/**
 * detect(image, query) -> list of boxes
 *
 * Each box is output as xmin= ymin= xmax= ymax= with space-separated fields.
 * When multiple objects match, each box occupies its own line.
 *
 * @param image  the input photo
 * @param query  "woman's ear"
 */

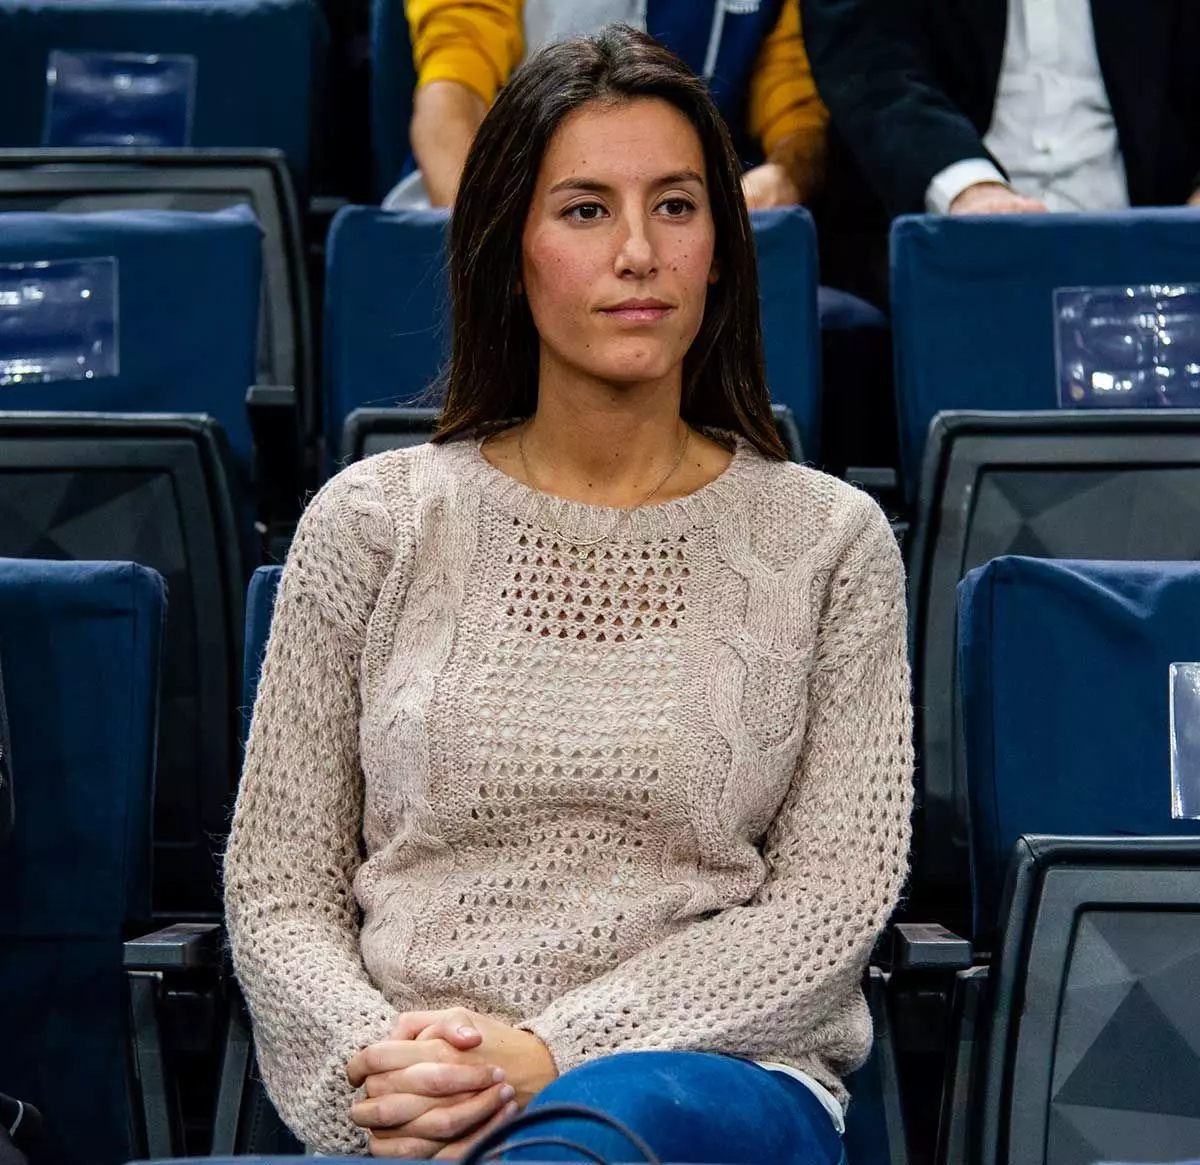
xmin=707 ymin=261 xmax=720 ymax=286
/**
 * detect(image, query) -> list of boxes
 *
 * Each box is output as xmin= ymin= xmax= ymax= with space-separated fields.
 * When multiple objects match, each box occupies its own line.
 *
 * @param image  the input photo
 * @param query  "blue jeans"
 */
xmin=503 ymin=1051 xmax=846 ymax=1164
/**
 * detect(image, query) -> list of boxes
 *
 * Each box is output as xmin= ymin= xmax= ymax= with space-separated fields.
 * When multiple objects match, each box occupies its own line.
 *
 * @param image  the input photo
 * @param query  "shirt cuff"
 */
xmin=925 ymin=159 xmax=1009 ymax=215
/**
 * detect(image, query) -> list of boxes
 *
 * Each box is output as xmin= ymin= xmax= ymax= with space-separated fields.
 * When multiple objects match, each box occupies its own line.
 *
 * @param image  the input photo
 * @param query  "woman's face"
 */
xmin=521 ymin=96 xmax=718 ymax=394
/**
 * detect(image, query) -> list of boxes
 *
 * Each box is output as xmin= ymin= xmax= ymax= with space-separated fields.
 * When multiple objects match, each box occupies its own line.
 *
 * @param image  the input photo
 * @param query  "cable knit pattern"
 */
xmin=225 ymin=437 xmax=914 ymax=1154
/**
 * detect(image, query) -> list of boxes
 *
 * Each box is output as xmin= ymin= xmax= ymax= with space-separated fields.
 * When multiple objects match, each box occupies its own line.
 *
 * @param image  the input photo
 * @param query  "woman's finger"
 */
xmin=395 ymin=1081 xmax=515 ymax=1142
xmin=348 ymin=1038 xmax=457 ymax=1087
xmin=353 ymin=1089 xmax=468 ymax=1130
xmin=365 ymin=1060 xmax=503 ymax=1100
xmin=366 ymin=1129 xmax=441 ymax=1159
xmin=432 ymin=1101 xmax=520 ymax=1160
xmin=414 ymin=1013 xmax=482 ymax=1051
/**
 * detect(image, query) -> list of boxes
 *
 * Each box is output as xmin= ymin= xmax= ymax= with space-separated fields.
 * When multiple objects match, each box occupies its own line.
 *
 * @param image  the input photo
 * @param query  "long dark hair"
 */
xmin=432 ymin=25 xmax=786 ymax=461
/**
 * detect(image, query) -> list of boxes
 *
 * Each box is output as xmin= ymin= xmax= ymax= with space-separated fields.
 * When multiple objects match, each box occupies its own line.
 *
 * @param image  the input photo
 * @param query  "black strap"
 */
xmin=461 ymin=1103 xmax=660 ymax=1165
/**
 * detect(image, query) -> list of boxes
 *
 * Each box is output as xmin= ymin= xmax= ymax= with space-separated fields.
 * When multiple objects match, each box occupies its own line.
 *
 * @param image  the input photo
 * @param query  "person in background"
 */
xmin=799 ymin=0 xmax=1200 ymax=304
xmin=392 ymin=0 xmax=828 ymax=210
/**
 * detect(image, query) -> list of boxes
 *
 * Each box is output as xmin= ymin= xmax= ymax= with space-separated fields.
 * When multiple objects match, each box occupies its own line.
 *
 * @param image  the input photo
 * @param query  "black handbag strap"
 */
xmin=461 ymin=1102 xmax=661 ymax=1165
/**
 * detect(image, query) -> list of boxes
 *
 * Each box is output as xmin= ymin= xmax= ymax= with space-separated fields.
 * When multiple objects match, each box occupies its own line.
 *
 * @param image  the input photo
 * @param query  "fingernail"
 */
xmin=499 ymin=1084 xmax=515 ymax=1102
xmin=491 ymin=1067 xmax=507 ymax=1083
xmin=505 ymin=1102 xmax=519 ymax=1117
xmin=458 ymin=1026 xmax=480 ymax=1040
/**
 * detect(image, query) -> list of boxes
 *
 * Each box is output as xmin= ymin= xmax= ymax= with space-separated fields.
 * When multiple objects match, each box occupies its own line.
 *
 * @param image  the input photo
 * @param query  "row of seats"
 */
xmin=4 ymin=551 xmax=1198 ymax=1165
xmin=0 ymin=0 xmax=421 ymax=203
xmin=8 ymin=200 xmax=1200 ymax=503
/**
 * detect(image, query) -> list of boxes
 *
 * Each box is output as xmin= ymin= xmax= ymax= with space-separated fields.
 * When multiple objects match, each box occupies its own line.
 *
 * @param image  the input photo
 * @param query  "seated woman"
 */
xmin=225 ymin=25 xmax=912 ymax=1164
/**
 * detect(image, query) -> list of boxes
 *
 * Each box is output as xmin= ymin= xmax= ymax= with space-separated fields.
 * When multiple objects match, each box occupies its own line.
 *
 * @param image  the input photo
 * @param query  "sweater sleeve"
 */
xmin=404 ymin=0 xmax=523 ymax=106
xmin=224 ymin=462 xmax=413 ymax=1155
xmin=519 ymin=501 xmax=913 ymax=1077
xmin=747 ymin=0 xmax=830 ymax=192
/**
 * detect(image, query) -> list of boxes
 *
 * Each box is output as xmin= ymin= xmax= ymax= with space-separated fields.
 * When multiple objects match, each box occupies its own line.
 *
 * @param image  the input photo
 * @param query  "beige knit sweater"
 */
xmin=224 ymin=436 xmax=914 ymax=1154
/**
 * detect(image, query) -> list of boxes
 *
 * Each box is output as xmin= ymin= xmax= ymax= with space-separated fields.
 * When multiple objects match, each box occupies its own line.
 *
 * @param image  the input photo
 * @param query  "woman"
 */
xmin=225 ymin=25 xmax=912 ymax=1164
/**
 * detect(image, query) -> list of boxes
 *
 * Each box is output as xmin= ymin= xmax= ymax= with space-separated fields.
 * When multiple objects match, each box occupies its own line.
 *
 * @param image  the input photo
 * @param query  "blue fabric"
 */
xmin=503 ymin=1051 xmax=843 ymax=1164
xmin=324 ymin=205 xmax=821 ymax=469
xmin=890 ymin=210 xmax=1200 ymax=503
xmin=0 ymin=206 xmax=262 ymax=507
xmin=0 ymin=0 xmax=321 ymax=190
xmin=0 ymin=556 xmax=165 ymax=1165
xmin=957 ymin=556 xmax=1200 ymax=935
xmin=0 ymin=651 xmax=10 ymax=851
xmin=241 ymin=564 xmax=282 ymax=743
xmin=643 ymin=0 xmax=784 ymax=165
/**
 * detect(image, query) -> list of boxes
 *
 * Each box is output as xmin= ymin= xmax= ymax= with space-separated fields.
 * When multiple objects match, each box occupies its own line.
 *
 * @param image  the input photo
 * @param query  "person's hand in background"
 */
xmin=949 ymin=181 xmax=1047 ymax=215
xmin=742 ymin=161 xmax=801 ymax=209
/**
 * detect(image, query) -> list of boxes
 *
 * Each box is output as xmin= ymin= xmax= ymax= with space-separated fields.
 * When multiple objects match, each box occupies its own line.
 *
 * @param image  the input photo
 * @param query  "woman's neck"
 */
xmin=511 ymin=365 xmax=690 ymax=507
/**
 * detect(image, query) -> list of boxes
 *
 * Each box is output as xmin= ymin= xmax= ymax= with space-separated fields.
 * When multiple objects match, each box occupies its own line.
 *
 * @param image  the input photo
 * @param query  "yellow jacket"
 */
xmin=404 ymin=0 xmax=828 ymax=165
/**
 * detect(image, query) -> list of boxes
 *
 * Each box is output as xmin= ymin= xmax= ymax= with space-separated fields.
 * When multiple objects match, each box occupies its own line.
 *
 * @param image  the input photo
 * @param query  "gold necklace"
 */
xmin=516 ymin=423 xmax=690 ymax=550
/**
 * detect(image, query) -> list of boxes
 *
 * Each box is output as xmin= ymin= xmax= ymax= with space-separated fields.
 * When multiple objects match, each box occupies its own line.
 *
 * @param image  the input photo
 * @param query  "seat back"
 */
xmin=977 ymin=836 xmax=1200 ymax=1165
xmin=957 ymin=557 xmax=1200 ymax=936
xmin=323 ymin=206 xmax=821 ymax=473
xmin=0 ymin=412 xmax=244 ymax=914
xmin=0 ymin=206 xmax=262 ymax=539
xmin=907 ymin=410 xmax=1200 ymax=922
xmin=0 ymin=0 xmax=321 ymax=193
xmin=890 ymin=211 xmax=1200 ymax=503
xmin=0 ymin=149 xmax=313 ymax=442
xmin=0 ymin=557 xmax=165 ymax=1165
xmin=0 ymin=650 xmax=10 ymax=850
xmin=368 ymin=0 xmax=417 ymax=202
xmin=241 ymin=564 xmax=282 ymax=741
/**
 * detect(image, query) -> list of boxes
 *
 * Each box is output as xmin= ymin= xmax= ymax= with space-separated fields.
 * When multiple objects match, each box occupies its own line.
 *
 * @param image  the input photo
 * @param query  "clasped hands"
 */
xmin=347 ymin=1009 xmax=558 ymax=1159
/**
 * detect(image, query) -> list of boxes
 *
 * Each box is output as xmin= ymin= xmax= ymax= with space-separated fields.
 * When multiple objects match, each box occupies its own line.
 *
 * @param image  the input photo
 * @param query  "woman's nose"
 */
xmin=614 ymin=216 xmax=657 ymax=278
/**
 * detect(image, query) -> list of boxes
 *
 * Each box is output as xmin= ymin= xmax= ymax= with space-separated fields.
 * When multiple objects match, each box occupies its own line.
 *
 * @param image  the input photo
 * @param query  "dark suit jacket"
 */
xmin=802 ymin=0 xmax=1200 ymax=218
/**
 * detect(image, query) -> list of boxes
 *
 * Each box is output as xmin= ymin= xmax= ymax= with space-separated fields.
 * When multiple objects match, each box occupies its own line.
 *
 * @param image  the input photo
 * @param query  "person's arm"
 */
xmin=405 ymin=0 xmax=523 ymax=206
xmin=517 ymin=498 xmax=913 ymax=1075
xmin=800 ymin=0 xmax=1002 ymax=216
xmin=224 ymin=462 xmax=415 ymax=1154
xmin=744 ymin=0 xmax=829 ymax=207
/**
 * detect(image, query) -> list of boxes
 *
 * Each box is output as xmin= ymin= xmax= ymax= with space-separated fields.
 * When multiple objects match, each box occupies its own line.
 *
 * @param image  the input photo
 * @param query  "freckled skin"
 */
xmin=520 ymin=98 xmax=719 ymax=397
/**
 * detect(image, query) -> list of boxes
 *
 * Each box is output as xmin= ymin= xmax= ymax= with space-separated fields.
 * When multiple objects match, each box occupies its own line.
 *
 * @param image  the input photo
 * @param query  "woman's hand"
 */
xmin=347 ymin=1009 xmax=557 ymax=1157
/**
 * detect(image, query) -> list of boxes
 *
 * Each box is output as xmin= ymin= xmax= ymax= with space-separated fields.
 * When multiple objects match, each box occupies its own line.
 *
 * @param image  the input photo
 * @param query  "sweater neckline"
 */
xmin=449 ymin=431 xmax=760 ymax=543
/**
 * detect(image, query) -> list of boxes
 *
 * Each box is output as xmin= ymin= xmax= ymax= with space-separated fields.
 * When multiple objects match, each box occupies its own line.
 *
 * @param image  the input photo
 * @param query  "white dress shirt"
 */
xmin=925 ymin=0 xmax=1129 ymax=214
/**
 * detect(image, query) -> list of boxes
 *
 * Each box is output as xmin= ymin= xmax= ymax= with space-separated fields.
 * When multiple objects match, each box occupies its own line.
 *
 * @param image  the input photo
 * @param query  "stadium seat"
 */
xmin=0 ymin=557 xmax=166 ymax=1165
xmin=0 ymin=206 xmax=265 ymax=543
xmin=0 ymin=0 xmax=324 ymax=197
xmin=0 ymin=652 xmax=8 ymax=852
xmin=0 ymin=412 xmax=244 ymax=915
xmin=890 ymin=210 xmax=1200 ymax=504
xmin=368 ymin=0 xmax=417 ymax=204
xmin=957 ymin=557 xmax=1200 ymax=937
xmin=0 ymin=148 xmax=314 ymax=447
xmin=339 ymin=403 xmax=807 ymax=467
xmin=323 ymin=205 xmax=823 ymax=473
xmin=939 ymin=836 xmax=1200 ymax=1165
xmin=907 ymin=409 xmax=1200 ymax=921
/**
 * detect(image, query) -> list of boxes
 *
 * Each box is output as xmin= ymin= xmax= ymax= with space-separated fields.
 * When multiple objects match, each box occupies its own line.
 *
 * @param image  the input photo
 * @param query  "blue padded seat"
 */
xmin=0 ymin=651 xmax=9 ymax=851
xmin=0 ymin=0 xmax=322 ymax=192
xmin=890 ymin=210 xmax=1200 ymax=502
xmin=0 ymin=557 xmax=165 ymax=1165
xmin=957 ymin=556 xmax=1200 ymax=935
xmin=241 ymin=564 xmax=282 ymax=742
xmin=0 ymin=206 xmax=262 ymax=529
xmin=324 ymin=205 xmax=823 ymax=471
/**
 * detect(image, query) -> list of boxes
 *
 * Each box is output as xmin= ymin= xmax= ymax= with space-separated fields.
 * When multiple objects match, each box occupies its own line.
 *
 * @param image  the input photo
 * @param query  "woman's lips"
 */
xmin=599 ymin=305 xmax=673 ymax=322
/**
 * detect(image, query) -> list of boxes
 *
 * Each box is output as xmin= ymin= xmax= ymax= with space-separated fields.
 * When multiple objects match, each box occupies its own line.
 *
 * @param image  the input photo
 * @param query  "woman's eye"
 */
xmin=564 ymin=202 xmax=607 ymax=222
xmin=659 ymin=198 xmax=695 ymax=217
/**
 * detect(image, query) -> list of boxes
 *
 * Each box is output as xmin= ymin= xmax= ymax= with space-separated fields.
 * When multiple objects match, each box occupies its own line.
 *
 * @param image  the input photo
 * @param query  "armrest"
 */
xmin=123 ymin=922 xmax=224 ymax=971
xmin=892 ymin=922 xmax=973 ymax=972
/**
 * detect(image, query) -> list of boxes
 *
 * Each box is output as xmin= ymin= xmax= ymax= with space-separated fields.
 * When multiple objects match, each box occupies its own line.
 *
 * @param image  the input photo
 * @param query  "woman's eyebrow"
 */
xmin=547 ymin=169 xmax=706 ymax=195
